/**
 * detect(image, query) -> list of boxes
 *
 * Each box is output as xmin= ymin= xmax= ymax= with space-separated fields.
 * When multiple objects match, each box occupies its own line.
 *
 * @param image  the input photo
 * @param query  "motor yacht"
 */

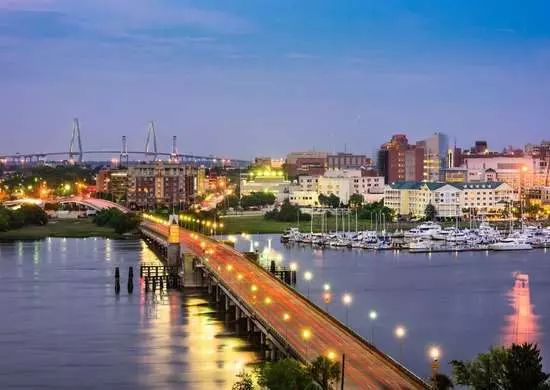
xmin=489 ymin=237 xmax=532 ymax=251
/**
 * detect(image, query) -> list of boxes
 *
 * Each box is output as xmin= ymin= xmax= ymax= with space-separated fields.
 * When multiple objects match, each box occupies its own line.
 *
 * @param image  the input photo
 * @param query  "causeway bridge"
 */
xmin=140 ymin=217 xmax=428 ymax=390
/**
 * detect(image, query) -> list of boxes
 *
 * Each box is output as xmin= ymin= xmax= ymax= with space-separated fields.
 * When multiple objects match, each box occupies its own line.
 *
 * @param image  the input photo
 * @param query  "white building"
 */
xmin=384 ymin=181 xmax=516 ymax=218
xmin=288 ymin=190 xmax=319 ymax=207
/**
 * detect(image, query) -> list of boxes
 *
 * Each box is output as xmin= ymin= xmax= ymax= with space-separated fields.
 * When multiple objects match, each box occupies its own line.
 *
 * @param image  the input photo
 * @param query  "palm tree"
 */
xmin=310 ymin=356 xmax=341 ymax=390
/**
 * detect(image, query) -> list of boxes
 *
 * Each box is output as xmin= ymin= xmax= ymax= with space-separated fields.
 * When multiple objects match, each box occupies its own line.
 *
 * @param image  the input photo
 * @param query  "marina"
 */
xmin=280 ymin=221 xmax=550 ymax=253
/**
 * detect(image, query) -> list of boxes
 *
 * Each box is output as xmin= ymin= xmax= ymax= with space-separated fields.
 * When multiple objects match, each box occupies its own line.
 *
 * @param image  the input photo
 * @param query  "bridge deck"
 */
xmin=143 ymin=221 xmax=427 ymax=390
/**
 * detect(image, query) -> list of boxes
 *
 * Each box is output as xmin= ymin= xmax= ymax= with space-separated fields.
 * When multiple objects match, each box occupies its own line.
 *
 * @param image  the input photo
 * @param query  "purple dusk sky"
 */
xmin=0 ymin=0 xmax=549 ymax=160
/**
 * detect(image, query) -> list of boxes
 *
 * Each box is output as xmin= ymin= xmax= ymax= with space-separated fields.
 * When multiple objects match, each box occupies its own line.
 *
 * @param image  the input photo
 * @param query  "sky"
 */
xmin=1 ymin=0 xmax=549 ymax=160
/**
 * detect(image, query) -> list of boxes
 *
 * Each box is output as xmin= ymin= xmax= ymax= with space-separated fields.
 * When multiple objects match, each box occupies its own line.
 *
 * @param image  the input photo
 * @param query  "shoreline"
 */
xmin=0 ymin=219 xmax=138 ymax=242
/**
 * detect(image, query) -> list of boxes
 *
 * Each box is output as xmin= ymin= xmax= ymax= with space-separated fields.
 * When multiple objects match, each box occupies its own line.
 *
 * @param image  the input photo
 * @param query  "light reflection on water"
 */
xmin=502 ymin=272 xmax=540 ymax=346
xmin=0 ymin=238 xmax=260 ymax=390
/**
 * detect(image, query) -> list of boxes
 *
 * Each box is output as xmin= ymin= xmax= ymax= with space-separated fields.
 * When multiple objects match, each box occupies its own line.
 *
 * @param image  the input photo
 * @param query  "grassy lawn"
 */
xmin=219 ymin=214 xmax=541 ymax=235
xmin=0 ymin=219 xmax=122 ymax=240
xmin=220 ymin=214 xmax=408 ymax=235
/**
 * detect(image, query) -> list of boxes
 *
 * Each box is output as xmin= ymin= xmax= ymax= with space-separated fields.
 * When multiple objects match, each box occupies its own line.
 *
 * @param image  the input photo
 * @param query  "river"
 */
xmin=0 ymin=238 xmax=260 ymax=390
xmin=232 ymin=234 xmax=550 ymax=378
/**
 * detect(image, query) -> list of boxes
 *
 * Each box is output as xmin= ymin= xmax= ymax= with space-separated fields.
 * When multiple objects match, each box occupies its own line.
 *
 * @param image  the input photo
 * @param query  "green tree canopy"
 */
xmin=309 ymin=356 xmax=341 ymax=390
xmin=258 ymin=358 xmax=314 ymax=390
xmin=232 ymin=370 xmax=256 ymax=390
xmin=451 ymin=343 xmax=550 ymax=390
xmin=264 ymin=199 xmax=311 ymax=222
xmin=425 ymin=203 xmax=437 ymax=221
xmin=241 ymin=192 xmax=276 ymax=209
xmin=318 ymin=193 xmax=341 ymax=208
xmin=348 ymin=193 xmax=364 ymax=208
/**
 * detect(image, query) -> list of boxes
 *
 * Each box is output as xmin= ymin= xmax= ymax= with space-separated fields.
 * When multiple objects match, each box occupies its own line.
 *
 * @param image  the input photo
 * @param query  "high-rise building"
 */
xmin=377 ymin=134 xmax=424 ymax=183
xmin=422 ymin=132 xmax=449 ymax=182
xmin=127 ymin=162 xmax=197 ymax=209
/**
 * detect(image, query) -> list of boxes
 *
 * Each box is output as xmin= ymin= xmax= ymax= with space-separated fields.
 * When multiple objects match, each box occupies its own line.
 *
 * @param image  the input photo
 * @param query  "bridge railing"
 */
xmin=198 ymin=257 xmax=305 ymax=362
xmin=202 ymin=231 xmax=429 ymax=388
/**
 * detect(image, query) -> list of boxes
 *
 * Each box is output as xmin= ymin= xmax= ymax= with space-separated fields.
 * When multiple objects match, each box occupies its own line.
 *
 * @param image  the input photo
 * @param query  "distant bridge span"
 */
xmin=0 ymin=150 xmax=250 ymax=167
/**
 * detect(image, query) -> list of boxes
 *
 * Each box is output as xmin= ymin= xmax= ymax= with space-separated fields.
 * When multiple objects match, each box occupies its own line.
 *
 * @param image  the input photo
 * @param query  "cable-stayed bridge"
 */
xmin=0 ymin=118 xmax=250 ymax=167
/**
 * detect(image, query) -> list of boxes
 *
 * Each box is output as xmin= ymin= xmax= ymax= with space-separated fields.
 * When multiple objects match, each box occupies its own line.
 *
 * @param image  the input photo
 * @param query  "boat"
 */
xmin=281 ymin=228 xmax=301 ymax=243
xmin=404 ymin=222 xmax=442 ymax=239
xmin=408 ymin=237 xmax=433 ymax=250
xmin=489 ymin=237 xmax=532 ymax=251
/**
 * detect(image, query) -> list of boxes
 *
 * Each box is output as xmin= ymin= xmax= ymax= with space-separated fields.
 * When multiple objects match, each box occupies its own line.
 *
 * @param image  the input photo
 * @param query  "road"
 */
xmin=143 ymin=221 xmax=428 ymax=390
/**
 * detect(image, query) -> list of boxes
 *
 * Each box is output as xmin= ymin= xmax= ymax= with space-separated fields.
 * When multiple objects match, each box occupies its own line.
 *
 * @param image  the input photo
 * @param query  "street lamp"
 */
xmin=304 ymin=271 xmax=313 ymax=299
xmin=342 ymin=293 xmax=352 ymax=326
xmin=323 ymin=283 xmax=331 ymax=292
xmin=369 ymin=310 xmax=377 ymax=343
xmin=283 ymin=313 xmax=290 ymax=341
xmin=290 ymin=262 xmax=298 ymax=271
xmin=394 ymin=325 xmax=406 ymax=362
xmin=264 ymin=297 xmax=272 ymax=323
xmin=429 ymin=346 xmax=441 ymax=385
xmin=302 ymin=328 xmax=312 ymax=361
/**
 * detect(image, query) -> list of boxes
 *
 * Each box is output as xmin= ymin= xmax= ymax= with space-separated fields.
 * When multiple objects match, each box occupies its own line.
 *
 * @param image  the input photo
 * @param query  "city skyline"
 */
xmin=1 ymin=0 xmax=549 ymax=158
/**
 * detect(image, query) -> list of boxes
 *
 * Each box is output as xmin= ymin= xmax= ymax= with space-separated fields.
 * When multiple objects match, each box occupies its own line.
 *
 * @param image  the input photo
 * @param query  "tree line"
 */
xmin=0 ymin=204 xmax=48 ymax=232
xmin=92 ymin=208 xmax=140 ymax=234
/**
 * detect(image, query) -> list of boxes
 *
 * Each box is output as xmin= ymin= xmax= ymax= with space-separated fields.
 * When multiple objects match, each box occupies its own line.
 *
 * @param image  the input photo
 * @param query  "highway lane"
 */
xmin=144 ymin=221 xmax=427 ymax=390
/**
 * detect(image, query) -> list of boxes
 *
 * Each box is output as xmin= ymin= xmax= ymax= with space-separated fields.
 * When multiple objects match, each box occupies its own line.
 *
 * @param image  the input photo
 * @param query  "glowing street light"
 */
xmin=326 ymin=350 xmax=336 ymax=361
xmin=283 ymin=313 xmax=291 ymax=341
xmin=289 ymin=262 xmax=298 ymax=271
xmin=323 ymin=283 xmax=331 ymax=292
xmin=304 ymin=271 xmax=313 ymax=299
xmin=429 ymin=346 xmax=441 ymax=383
xmin=369 ymin=310 xmax=378 ymax=343
xmin=302 ymin=328 xmax=312 ymax=361
xmin=395 ymin=325 xmax=406 ymax=362
xmin=342 ymin=293 xmax=352 ymax=326
xmin=264 ymin=297 xmax=272 ymax=322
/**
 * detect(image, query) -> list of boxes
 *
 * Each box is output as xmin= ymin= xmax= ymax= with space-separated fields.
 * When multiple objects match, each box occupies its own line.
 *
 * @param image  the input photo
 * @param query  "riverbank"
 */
xmin=219 ymin=214 xmax=545 ymax=235
xmin=0 ymin=219 xmax=127 ymax=241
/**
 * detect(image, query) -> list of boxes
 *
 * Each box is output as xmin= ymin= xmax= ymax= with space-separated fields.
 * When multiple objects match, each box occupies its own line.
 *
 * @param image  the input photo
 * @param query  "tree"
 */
xmin=450 ymin=343 xmax=550 ymax=390
xmin=348 ymin=193 xmax=364 ymax=208
xmin=258 ymin=358 xmax=314 ymax=390
xmin=264 ymin=199 xmax=311 ymax=222
xmin=433 ymin=373 xmax=454 ymax=390
xmin=310 ymin=356 xmax=341 ymax=390
xmin=232 ymin=370 xmax=256 ymax=390
xmin=425 ymin=203 xmax=437 ymax=221
xmin=505 ymin=343 xmax=549 ymax=390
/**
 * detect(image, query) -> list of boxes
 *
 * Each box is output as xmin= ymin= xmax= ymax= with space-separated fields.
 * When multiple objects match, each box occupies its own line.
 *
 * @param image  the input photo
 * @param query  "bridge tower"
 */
xmin=170 ymin=136 xmax=178 ymax=162
xmin=69 ymin=118 xmax=83 ymax=163
xmin=145 ymin=121 xmax=158 ymax=161
xmin=120 ymin=136 xmax=129 ymax=166
xmin=167 ymin=214 xmax=181 ymax=266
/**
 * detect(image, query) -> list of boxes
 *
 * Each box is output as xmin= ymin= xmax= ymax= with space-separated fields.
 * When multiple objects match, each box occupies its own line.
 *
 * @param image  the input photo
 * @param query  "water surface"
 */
xmin=0 ymin=238 xmax=259 ymax=390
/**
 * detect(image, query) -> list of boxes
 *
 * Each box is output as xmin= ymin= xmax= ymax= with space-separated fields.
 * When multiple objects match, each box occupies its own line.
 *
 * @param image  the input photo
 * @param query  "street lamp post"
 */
xmin=283 ymin=313 xmax=290 ymax=342
xmin=342 ymin=293 xmax=352 ymax=327
xmin=323 ymin=283 xmax=331 ymax=311
xmin=304 ymin=271 xmax=313 ymax=299
xmin=429 ymin=346 xmax=441 ymax=386
xmin=394 ymin=325 xmax=406 ymax=362
xmin=369 ymin=310 xmax=377 ymax=343
xmin=302 ymin=328 xmax=312 ymax=361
